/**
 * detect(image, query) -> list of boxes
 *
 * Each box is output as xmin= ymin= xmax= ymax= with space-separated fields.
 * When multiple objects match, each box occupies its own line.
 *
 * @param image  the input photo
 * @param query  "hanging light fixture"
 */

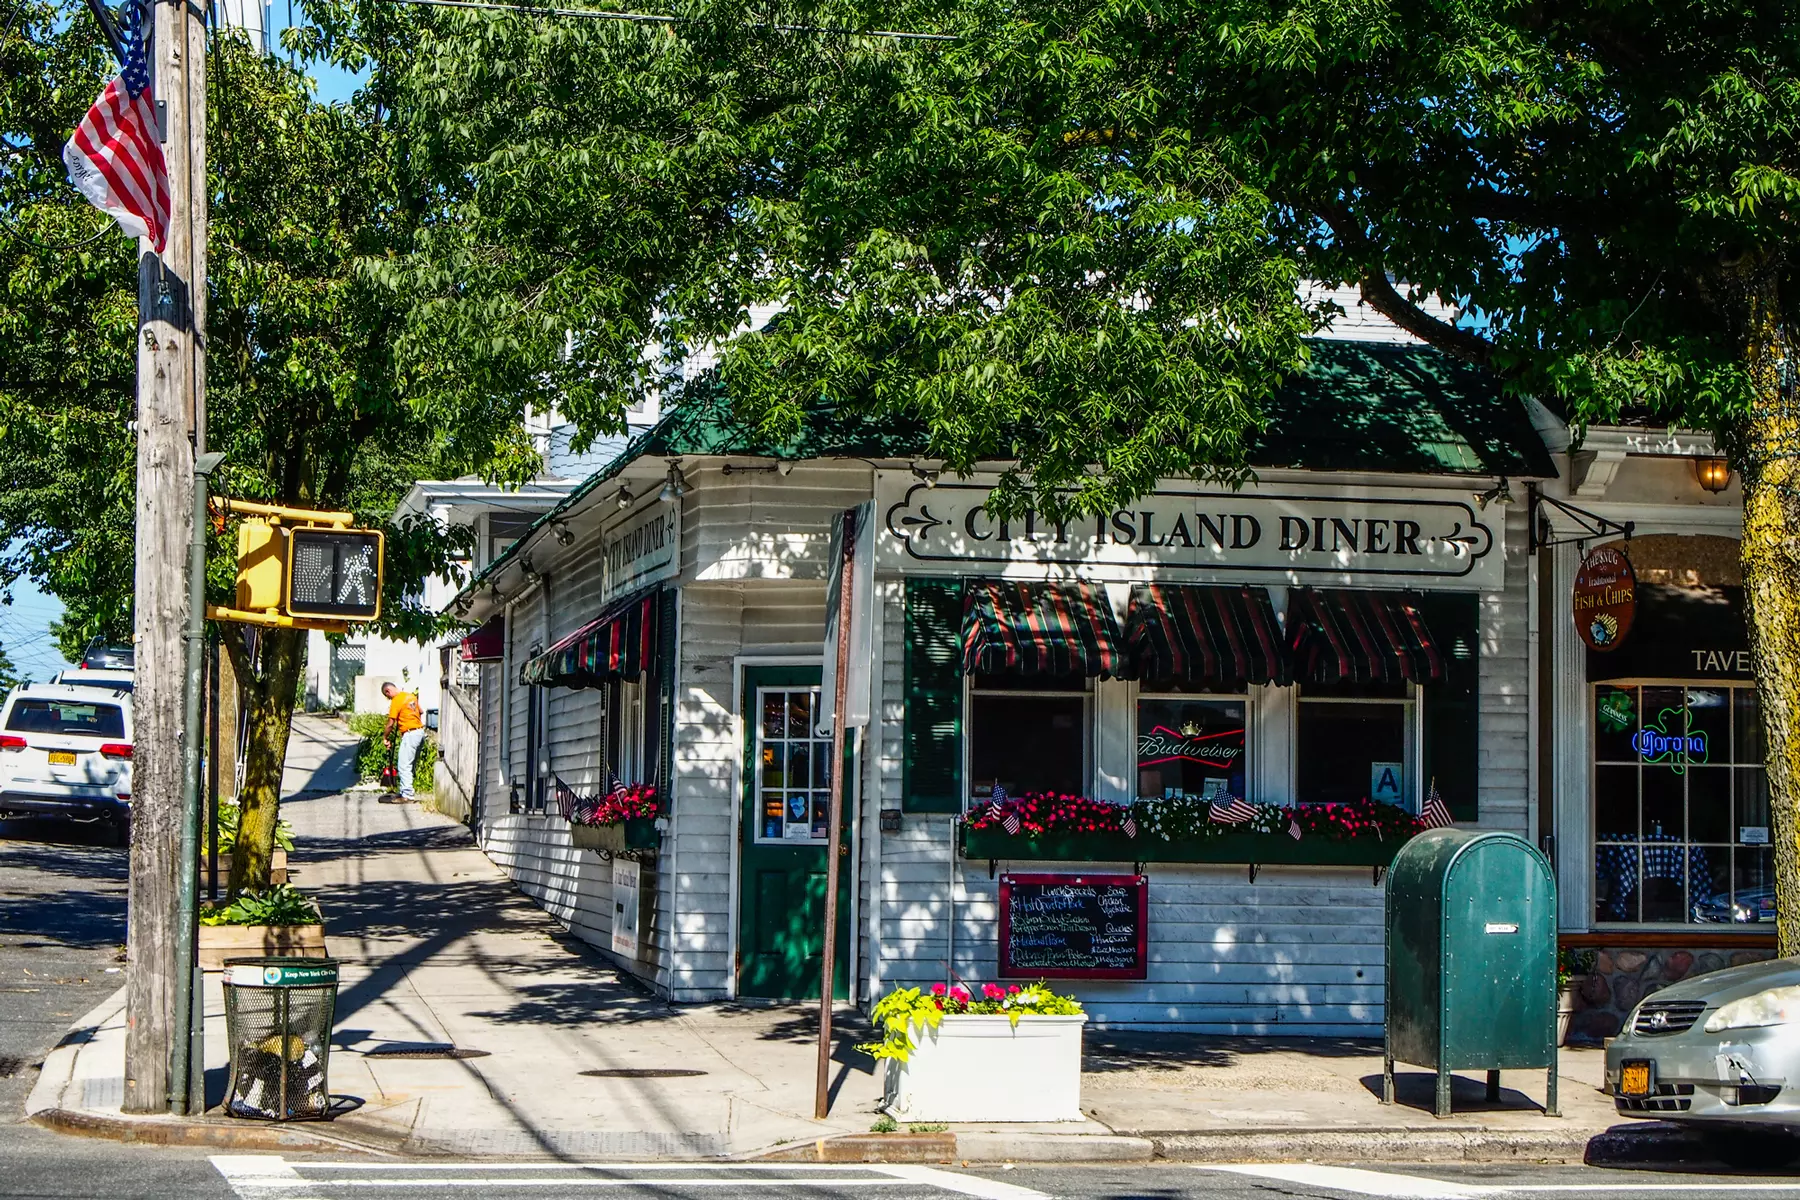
xmin=658 ymin=460 xmax=687 ymax=503
xmin=616 ymin=484 xmax=634 ymax=510
xmin=1694 ymin=457 xmax=1732 ymax=493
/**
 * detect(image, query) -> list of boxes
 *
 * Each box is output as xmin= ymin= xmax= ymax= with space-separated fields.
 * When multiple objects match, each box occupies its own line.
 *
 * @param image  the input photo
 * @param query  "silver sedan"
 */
xmin=1608 ymin=955 xmax=1800 ymax=1129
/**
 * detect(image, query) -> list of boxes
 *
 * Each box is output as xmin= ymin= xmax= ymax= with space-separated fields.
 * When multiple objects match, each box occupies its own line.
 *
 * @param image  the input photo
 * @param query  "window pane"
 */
xmin=762 ymin=693 xmax=785 ymax=739
xmin=1686 ymin=688 xmax=1730 ymax=764
xmin=1737 ymin=768 xmax=1770 ymax=839
xmin=1691 ymin=853 xmax=1736 ymax=923
xmin=1594 ymin=766 xmax=1638 ymax=843
xmin=1296 ymin=701 xmax=1405 ymax=806
xmin=811 ymin=794 xmax=830 ymax=839
xmin=783 ymin=792 xmax=812 ymax=839
xmin=762 ymin=797 xmax=783 ymax=840
xmin=787 ymin=694 xmax=813 ymax=739
xmin=1640 ymin=837 xmax=1689 ymax=922
xmin=969 ymin=694 xmax=1085 ymax=796
xmin=1593 ymin=687 xmax=1638 ymax=762
xmin=1136 ymin=697 xmax=1247 ymax=801
xmin=789 ymin=743 xmax=811 ymax=796
xmin=1595 ymin=845 xmax=1638 ymax=923
xmin=1688 ymin=768 xmax=1731 ymax=844
xmin=761 ymin=743 xmax=786 ymax=789
xmin=1734 ymin=687 xmax=1763 ymax=766
xmin=1642 ymin=766 xmax=1684 ymax=841
xmin=1733 ymin=847 xmax=1778 ymax=925
xmin=813 ymin=746 xmax=831 ymax=790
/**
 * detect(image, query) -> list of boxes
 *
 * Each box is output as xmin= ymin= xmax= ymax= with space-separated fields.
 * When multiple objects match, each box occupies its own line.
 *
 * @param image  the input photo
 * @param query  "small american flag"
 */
xmin=1421 ymin=780 xmax=1455 ymax=829
xmin=1001 ymin=808 xmax=1021 ymax=835
xmin=1209 ymin=796 xmax=1257 ymax=825
xmin=63 ymin=0 xmax=169 ymax=253
xmin=1288 ymin=814 xmax=1303 ymax=840
xmin=553 ymin=775 xmax=580 ymax=821
xmin=607 ymin=771 xmax=628 ymax=797
xmin=986 ymin=782 xmax=1007 ymax=823
xmin=1121 ymin=810 xmax=1138 ymax=839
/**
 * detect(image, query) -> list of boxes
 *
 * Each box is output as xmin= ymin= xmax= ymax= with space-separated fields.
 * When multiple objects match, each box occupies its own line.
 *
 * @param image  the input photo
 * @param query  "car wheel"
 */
xmin=1703 ymin=1128 xmax=1800 ymax=1168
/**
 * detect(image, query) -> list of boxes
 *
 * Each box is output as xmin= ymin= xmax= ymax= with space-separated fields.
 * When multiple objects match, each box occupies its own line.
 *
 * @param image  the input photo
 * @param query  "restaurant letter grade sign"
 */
xmin=876 ymin=475 xmax=1504 ymax=591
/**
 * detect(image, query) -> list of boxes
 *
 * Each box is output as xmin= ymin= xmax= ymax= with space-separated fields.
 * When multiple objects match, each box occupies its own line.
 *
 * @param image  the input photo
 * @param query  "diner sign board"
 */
xmin=601 ymin=496 xmax=679 ymax=604
xmin=1572 ymin=544 xmax=1636 ymax=652
xmin=998 ymin=873 xmax=1149 ymax=980
xmin=877 ymin=475 xmax=1503 ymax=591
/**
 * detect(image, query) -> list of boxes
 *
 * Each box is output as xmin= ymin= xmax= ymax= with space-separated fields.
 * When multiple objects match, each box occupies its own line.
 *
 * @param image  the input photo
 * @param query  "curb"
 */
xmin=29 ymin=1106 xmax=390 ymax=1156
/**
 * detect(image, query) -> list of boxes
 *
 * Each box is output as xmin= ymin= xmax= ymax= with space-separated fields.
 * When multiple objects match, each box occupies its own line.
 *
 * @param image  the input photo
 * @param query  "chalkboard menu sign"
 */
xmin=998 ymin=873 xmax=1148 ymax=980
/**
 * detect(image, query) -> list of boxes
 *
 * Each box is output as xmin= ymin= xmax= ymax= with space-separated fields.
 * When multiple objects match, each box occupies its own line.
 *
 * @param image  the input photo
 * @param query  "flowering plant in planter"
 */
xmin=1290 ymin=797 xmax=1425 ymax=841
xmin=963 ymin=793 xmax=1128 ymax=836
xmin=966 ymin=791 xmax=1422 ymax=844
xmin=860 ymin=981 xmax=1085 ymax=1062
xmin=589 ymin=783 xmax=660 ymax=825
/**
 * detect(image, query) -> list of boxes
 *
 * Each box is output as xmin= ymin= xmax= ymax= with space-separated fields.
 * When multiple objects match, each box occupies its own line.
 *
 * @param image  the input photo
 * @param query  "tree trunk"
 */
xmin=222 ymin=626 xmax=306 ymax=897
xmin=1733 ymin=258 xmax=1800 ymax=957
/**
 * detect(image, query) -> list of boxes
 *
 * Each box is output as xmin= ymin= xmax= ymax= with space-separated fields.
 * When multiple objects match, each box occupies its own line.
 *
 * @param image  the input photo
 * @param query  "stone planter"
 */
xmin=199 ymin=923 xmax=328 ymax=971
xmin=569 ymin=819 xmax=660 ymax=855
xmin=882 ymin=1013 xmax=1087 ymax=1123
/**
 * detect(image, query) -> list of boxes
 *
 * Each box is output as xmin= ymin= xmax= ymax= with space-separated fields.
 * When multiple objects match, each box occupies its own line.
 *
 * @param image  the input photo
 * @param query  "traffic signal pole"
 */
xmin=123 ymin=0 xmax=207 ymax=1115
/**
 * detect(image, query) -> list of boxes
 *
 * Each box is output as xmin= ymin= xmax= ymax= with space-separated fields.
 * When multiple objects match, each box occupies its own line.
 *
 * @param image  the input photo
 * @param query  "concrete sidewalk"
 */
xmin=26 ymin=789 xmax=1661 ymax=1163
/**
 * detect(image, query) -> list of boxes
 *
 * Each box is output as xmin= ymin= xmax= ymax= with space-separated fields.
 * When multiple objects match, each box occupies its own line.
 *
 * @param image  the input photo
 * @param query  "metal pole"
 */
xmin=814 ymin=508 xmax=856 ymax=1120
xmin=172 ymin=451 xmax=223 ymax=1115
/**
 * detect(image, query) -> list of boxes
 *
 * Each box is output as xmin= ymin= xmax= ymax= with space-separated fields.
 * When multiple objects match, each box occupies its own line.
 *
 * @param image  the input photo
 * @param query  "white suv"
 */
xmin=0 ymin=683 xmax=134 ymax=845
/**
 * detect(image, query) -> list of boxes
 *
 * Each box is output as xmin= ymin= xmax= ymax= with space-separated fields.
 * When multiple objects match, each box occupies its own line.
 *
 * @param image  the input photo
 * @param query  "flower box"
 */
xmin=883 ymin=1014 xmax=1087 ymax=1123
xmin=569 ymin=818 xmax=661 ymax=854
xmin=960 ymin=825 xmax=1403 ymax=868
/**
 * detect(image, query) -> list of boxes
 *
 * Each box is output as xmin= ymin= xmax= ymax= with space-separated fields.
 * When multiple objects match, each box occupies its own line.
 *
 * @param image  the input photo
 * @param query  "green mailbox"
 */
xmin=1384 ymin=828 xmax=1558 ymax=1118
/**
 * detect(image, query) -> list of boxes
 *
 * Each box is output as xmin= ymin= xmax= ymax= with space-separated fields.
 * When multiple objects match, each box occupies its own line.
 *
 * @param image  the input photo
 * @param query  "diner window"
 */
xmin=1296 ymin=680 xmax=1416 ymax=808
xmin=1136 ymin=690 xmax=1247 ymax=802
xmin=968 ymin=672 xmax=1089 ymax=800
xmin=1593 ymin=684 xmax=1771 ymax=925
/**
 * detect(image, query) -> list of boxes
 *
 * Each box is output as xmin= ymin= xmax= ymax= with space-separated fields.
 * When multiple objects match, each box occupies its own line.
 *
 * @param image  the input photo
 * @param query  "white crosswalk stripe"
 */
xmin=1199 ymin=1164 xmax=1800 ymax=1198
xmin=210 ymin=1157 xmax=1048 ymax=1200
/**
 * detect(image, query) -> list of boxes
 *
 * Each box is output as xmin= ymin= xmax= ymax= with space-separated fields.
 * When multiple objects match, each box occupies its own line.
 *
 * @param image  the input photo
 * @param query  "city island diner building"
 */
xmin=439 ymin=334 xmax=1760 ymax=1036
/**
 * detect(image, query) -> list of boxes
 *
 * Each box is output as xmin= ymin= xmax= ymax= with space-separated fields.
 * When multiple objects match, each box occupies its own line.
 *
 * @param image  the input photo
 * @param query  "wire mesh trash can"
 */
xmin=222 ymin=957 xmax=339 ymax=1120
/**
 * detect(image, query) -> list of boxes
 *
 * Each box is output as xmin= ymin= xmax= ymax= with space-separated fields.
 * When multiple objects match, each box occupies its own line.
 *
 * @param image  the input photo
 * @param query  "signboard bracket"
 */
xmin=1528 ymin=485 xmax=1634 ymax=553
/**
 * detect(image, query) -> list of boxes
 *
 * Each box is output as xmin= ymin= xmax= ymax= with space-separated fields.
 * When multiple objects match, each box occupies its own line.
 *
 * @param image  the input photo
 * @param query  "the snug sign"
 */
xmin=878 ymin=477 xmax=1502 ymax=591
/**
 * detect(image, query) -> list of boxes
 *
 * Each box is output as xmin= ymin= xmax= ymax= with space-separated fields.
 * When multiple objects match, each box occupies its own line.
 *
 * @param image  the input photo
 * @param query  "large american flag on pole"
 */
xmin=63 ymin=0 xmax=169 ymax=253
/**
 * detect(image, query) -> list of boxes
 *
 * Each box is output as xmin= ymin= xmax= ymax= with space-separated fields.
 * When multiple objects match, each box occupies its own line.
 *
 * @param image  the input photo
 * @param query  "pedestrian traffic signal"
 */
xmin=286 ymin=528 xmax=384 ymax=621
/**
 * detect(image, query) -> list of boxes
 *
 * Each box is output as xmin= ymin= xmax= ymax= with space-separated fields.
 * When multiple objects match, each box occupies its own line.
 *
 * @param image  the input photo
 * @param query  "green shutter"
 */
xmin=1418 ymin=593 xmax=1480 ymax=822
xmin=904 ymin=578 xmax=965 ymax=813
xmin=656 ymin=588 xmax=678 ymax=796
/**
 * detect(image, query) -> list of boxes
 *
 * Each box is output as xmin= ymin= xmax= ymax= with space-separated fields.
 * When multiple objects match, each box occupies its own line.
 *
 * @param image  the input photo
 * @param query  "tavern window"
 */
xmin=755 ymin=686 xmax=833 ymax=843
xmin=1135 ymin=687 xmax=1248 ymax=802
xmin=1592 ymin=683 xmax=1771 ymax=925
xmin=968 ymin=671 xmax=1092 ymax=800
xmin=1296 ymin=680 xmax=1418 ymax=808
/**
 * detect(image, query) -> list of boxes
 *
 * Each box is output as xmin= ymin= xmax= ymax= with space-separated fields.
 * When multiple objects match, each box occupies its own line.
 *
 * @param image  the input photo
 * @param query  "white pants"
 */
xmin=397 ymin=728 xmax=426 ymax=798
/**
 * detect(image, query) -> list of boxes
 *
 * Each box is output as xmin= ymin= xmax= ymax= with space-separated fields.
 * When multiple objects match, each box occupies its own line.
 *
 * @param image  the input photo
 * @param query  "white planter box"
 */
xmin=883 ymin=1013 xmax=1087 ymax=1123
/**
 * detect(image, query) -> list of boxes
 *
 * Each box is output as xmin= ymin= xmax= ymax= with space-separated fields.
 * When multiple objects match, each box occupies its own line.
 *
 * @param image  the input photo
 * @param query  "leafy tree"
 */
xmin=0 ymin=8 xmax=519 ymax=892
xmin=348 ymin=0 xmax=1800 ymax=950
xmin=0 ymin=640 xmax=21 ymax=694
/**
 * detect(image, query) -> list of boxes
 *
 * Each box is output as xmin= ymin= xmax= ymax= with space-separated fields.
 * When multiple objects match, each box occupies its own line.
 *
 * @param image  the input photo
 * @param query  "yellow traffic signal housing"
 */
xmin=211 ymin=501 xmax=385 ymax=631
xmin=286 ymin=527 xmax=384 ymax=622
xmin=234 ymin=518 xmax=287 ymax=611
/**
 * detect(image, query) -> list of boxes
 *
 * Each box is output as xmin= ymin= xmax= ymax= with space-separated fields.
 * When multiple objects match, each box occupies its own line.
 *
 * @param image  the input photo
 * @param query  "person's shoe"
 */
xmin=378 ymin=792 xmax=408 ymax=804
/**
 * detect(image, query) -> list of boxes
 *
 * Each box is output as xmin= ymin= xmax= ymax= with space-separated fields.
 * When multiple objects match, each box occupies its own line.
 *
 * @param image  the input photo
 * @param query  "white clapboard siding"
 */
xmin=683 ymin=462 xmax=874 ymax=584
xmin=1477 ymin=504 xmax=1532 ymax=835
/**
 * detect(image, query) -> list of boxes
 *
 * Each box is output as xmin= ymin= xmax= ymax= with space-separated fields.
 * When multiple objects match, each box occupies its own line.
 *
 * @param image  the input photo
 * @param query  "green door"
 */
xmin=738 ymin=665 xmax=852 ymax=1000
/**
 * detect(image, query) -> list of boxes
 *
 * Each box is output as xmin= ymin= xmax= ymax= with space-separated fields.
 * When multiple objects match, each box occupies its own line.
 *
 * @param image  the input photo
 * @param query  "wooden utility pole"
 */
xmin=815 ymin=508 xmax=856 ymax=1120
xmin=123 ymin=0 xmax=207 ymax=1115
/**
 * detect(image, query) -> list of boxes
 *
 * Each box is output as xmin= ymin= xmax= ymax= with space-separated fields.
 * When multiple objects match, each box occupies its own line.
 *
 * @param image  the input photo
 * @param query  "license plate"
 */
xmin=48 ymin=751 xmax=75 ymax=765
xmin=1620 ymin=1061 xmax=1653 ymax=1097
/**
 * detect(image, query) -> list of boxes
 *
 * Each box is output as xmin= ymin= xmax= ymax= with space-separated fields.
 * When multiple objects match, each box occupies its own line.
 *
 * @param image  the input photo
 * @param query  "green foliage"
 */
xmin=0 ymin=642 xmax=21 ymax=694
xmin=859 ymin=982 xmax=1084 ymax=1062
xmin=347 ymin=711 xmax=436 ymax=790
xmin=199 ymin=883 xmax=321 ymax=927
xmin=869 ymin=1116 xmax=898 ymax=1133
xmin=216 ymin=798 xmax=296 ymax=856
xmin=1558 ymin=947 xmax=1598 ymax=990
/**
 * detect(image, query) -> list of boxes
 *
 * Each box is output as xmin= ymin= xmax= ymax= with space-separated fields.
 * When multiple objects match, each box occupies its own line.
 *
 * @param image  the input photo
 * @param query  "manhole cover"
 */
xmin=580 ymin=1068 xmax=707 ymax=1079
xmin=363 ymin=1044 xmax=490 ymax=1060
xmin=0 ymin=1055 xmax=24 ymax=1078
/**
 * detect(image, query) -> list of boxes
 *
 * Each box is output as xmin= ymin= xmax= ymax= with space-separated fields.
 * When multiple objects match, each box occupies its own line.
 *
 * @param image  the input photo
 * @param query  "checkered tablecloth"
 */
xmin=1595 ymin=835 xmax=1714 ymax=919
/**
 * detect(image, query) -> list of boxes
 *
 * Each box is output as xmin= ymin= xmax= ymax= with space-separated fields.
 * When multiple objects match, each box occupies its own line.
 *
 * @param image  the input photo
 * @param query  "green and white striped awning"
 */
xmin=521 ymin=591 xmax=656 ymax=688
xmin=959 ymin=580 xmax=1127 ymax=679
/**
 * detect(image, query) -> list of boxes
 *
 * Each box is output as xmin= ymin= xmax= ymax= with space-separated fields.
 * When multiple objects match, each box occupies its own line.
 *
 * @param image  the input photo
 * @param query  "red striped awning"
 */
xmin=960 ymin=580 xmax=1127 ymax=679
xmin=459 ymin=615 xmax=505 ymax=663
xmin=521 ymin=591 xmax=656 ymax=688
xmin=1124 ymin=584 xmax=1289 ymax=687
xmin=1285 ymin=588 xmax=1445 ymax=685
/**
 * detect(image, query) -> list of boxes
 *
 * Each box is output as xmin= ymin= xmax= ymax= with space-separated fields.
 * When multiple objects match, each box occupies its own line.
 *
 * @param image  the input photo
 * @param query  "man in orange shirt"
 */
xmin=381 ymin=681 xmax=426 ymax=803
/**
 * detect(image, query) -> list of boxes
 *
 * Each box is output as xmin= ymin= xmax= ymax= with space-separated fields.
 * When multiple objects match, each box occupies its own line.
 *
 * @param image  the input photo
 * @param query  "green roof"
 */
xmin=461 ymin=340 xmax=1552 ymax=601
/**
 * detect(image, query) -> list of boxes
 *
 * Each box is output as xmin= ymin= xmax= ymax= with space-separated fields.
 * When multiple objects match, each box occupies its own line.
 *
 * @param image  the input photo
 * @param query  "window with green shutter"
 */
xmin=1418 ymin=593 xmax=1480 ymax=822
xmin=904 ymin=578 xmax=965 ymax=812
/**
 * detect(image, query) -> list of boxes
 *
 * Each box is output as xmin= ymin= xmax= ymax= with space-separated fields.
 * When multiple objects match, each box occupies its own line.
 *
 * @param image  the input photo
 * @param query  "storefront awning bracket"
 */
xmin=1528 ymin=485 xmax=1634 ymax=553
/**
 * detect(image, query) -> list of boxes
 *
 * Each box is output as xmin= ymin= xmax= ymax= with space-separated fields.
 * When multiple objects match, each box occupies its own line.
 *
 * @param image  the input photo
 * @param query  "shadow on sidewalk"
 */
xmin=1083 ymin=1030 xmax=1379 ymax=1074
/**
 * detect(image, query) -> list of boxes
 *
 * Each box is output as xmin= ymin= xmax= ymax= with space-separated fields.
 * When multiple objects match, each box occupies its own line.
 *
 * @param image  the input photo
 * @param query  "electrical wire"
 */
xmin=382 ymin=0 xmax=956 ymax=41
